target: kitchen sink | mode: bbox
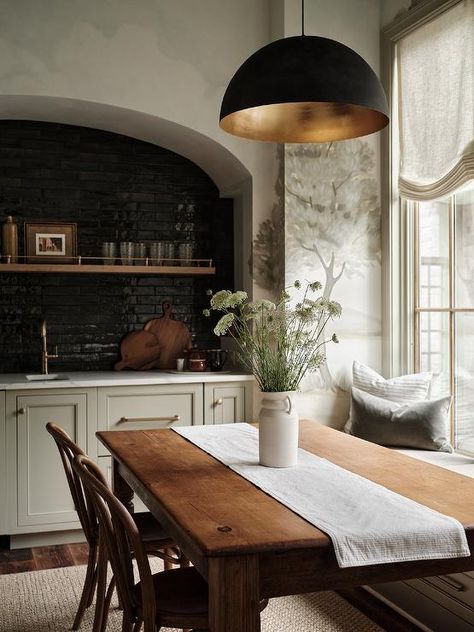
[25,374,70,382]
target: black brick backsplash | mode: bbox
[0,121,234,373]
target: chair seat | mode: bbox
[132,511,171,544]
[135,566,208,618]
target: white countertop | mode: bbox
[0,371,254,390]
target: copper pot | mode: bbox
[188,358,207,372]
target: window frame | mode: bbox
[381,0,465,379]
[411,194,474,452]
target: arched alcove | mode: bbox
[0,95,253,290]
[0,95,252,194]
[0,110,249,372]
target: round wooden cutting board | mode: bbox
[114,330,162,371]
[144,300,193,369]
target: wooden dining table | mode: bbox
[97,421,474,632]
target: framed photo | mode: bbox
[25,222,77,264]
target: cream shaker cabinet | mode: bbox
[1,377,252,544]
[5,389,97,534]
[0,391,6,535]
[204,382,253,425]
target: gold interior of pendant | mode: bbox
[220,101,389,142]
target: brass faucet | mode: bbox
[40,320,59,374]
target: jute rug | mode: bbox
[0,562,383,632]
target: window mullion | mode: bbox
[413,202,420,372]
[448,196,455,444]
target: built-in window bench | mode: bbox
[369,448,474,632]
[395,449,474,479]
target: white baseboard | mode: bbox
[10,529,86,549]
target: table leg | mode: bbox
[208,554,260,632]
[112,458,134,514]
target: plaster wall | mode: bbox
[381,0,412,26]
[283,0,381,69]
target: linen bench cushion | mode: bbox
[395,448,474,478]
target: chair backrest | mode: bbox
[72,454,156,626]
[46,422,99,545]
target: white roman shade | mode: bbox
[397,0,474,201]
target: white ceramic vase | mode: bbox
[258,391,299,467]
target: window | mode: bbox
[411,186,474,452]
[383,0,474,453]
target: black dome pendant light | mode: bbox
[219,0,389,143]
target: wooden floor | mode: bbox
[0,542,89,575]
[0,541,419,632]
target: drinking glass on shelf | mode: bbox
[134,242,147,265]
[119,241,134,266]
[149,241,164,266]
[163,241,175,265]
[101,242,117,265]
[178,242,194,266]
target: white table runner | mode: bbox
[172,423,470,568]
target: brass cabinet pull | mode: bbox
[215,398,223,406]
[18,407,26,415]
[118,414,180,424]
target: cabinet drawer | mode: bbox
[97,384,203,456]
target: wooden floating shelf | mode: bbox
[0,263,216,276]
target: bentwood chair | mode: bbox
[73,454,269,632]
[46,422,182,631]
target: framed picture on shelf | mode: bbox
[24,222,77,264]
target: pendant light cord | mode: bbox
[301,0,305,36]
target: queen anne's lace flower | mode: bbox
[206,281,340,392]
[246,298,276,313]
[227,291,248,308]
[210,290,248,310]
[210,290,232,310]
[214,313,235,335]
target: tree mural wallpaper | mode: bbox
[252,145,285,293]
[252,201,284,292]
[285,139,381,390]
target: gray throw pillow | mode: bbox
[350,387,453,453]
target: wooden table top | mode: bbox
[97,422,474,558]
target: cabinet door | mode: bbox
[97,384,203,456]
[0,391,5,534]
[7,390,96,530]
[204,382,253,425]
